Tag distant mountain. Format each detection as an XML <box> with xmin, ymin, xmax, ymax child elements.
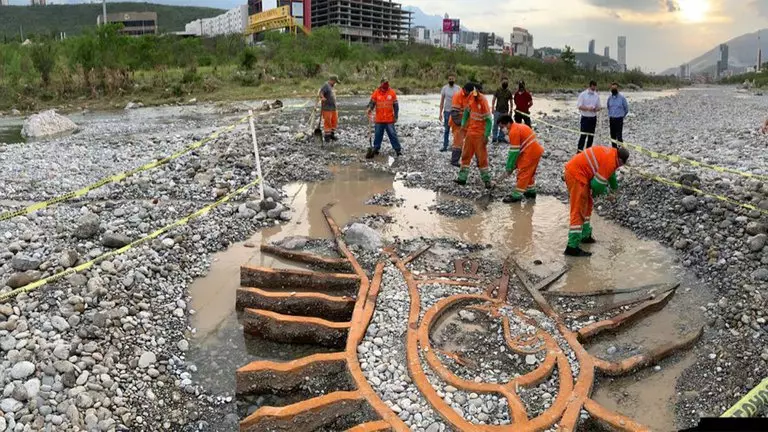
<box><xmin>404</xmin><ymin>5</ymin><xmax>470</xmax><ymax>31</ymax></box>
<box><xmin>7</xmin><ymin>0</ymin><xmax>243</xmax><ymax>8</ymax></box>
<box><xmin>662</xmin><ymin>28</ymin><xmax>768</xmax><ymax>75</ymax></box>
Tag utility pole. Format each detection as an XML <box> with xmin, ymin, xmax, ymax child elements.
<box><xmin>19</xmin><ymin>25</ymin><xmax>23</xmax><ymax>43</ymax></box>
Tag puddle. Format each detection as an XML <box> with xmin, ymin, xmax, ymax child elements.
<box><xmin>0</xmin><ymin>125</ymin><xmax>23</xmax><ymax>144</ymax></box>
<box><xmin>186</xmin><ymin>164</ymin><xmax>707</xmax><ymax>430</ymax></box>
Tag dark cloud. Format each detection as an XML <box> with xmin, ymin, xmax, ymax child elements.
<box><xmin>751</xmin><ymin>0</ymin><xmax>768</xmax><ymax>17</ymax></box>
<box><xmin>585</xmin><ymin>0</ymin><xmax>680</xmax><ymax>13</ymax></box>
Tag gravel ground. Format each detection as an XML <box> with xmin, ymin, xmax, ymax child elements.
<box><xmin>0</xmin><ymin>106</ymin><xmax>351</xmax><ymax>431</ymax></box>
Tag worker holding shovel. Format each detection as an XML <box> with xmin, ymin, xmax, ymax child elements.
<box><xmin>496</xmin><ymin>115</ymin><xmax>545</xmax><ymax>203</ymax></box>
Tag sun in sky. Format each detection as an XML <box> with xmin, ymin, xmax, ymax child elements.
<box><xmin>677</xmin><ymin>0</ymin><xmax>711</xmax><ymax>23</ymax></box>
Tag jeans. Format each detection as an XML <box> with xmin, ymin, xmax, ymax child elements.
<box><xmin>442</xmin><ymin>112</ymin><xmax>451</xmax><ymax>149</ymax></box>
<box><xmin>609</xmin><ymin>117</ymin><xmax>624</xmax><ymax>147</ymax></box>
<box><xmin>373</xmin><ymin>123</ymin><xmax>402</xmax><ymax>152</ymax></box>
<box><xmin>578</xmin><ymin>116</ymin><xmax>597</xmax><ymax>152</ymax></box>
<box><xmin>515</xmin><ymin>111</ymin><xmax>532</xmax><ymax>127</ymax></box>
<box><xmin>492</xmin><ymin>111</ymin><xmax>506</xmax><ymax>141</ymax></box>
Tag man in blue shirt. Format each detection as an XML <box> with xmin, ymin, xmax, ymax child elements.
<box><xmin>607</xmin><ymin>82</ymin><xmax>629</xmax><ymax>148</ymax></box>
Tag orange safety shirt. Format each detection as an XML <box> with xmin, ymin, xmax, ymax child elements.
<box><xmin>565</xmin><ymin>146</ymin><xmax>621</xmax><ymax>185</ymax></box>
<box><xmin>464</xmin><ymin>94</ymin><xmax>492</xmax><ymax>137</ymax></box>
<box><xmin>370</xmin><ymin>88</ymin><xmax>398</xmax><ymax>124</ymax></box>
<box><xmin>449</xmin><ymin>89</ymin><xmax>469</xmax><ymax>126</ymax></box>
<box><xmin>508</xmin><ymin>123</ymin><xmax>539</xmax><ymax>153</ymax></box>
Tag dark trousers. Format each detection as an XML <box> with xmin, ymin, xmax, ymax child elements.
<box><xmin>578</xmin><ymin>116</ymin><xmax>597</xmax><ymax>153</ymax></box>
<box><xmin>609</xmin><ymin>117</ymin><xmax>624</xmax><ymax>147</ymax></box>
<box><xmin>515</xmin><ymin>111</ymin><xmax>532</xmax><ymax>127</ymax></box>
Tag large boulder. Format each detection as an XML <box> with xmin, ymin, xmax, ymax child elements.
<box><xmin>21</xmin><ymin>110</ymin><xmax>77</xmax><ymax>139</ymax></box>
<box><xmin>344</xmin><ymin>223</ymin><xmax>382</xmax><ymax>251</ymax></box>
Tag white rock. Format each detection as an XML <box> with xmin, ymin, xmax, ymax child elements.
<box><xmin>138</xmin><ymin>351</ymin><xmax>157</xmax><ymax>368</ymax></box>
<box><xmin>10</xmin><ymin>361</ymin><xmax>35</xmax><ymax>379</ymax></box>
<box><xmin>21</xmin><ymin>110</ymin><xmax>77</xmax><ymax>138</ymax></box>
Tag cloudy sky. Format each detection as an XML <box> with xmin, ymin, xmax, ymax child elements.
<box><xmin>407</xmin><ymin>0</ymin><xmax>768</xmax><ymax>72</ymax></box>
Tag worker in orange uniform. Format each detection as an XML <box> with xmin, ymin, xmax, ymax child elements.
<box><xmin>563</xmin><ymin>146</ymin><xmax>630</xmax><ymax>257</ymax></box>
<box><xmin>318</xmin><ymin>75</ymin><xmax>339</xmax><ymax>143</ymax></box>
<box><xmin>366</xmin><ymin>77</ymin><xmax>402</xmax><ymax>158</ymax></box>
<box><xmin>449</xmin><ymin>83</ymin><xmax>474</xmax><ymax>167</ymax></box>
<box><xmin>496</xmin><ymin>115</ymin><xmax>544</xmax><ymax>203</ymax></box>
<box><xmin>456</xmin><ymin>84</ymin><xmax>493</xmax><ymax>189</ymax></box>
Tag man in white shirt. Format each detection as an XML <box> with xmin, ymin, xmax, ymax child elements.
<box><xmin>576</xmin><ymin>80</ymin><xmax>601</xmax><ymax>153</ymax></box>
<box><xmin>439</xmin><ymin>73</ymin><xmax>459</xmax><ymax>152</ymax></box>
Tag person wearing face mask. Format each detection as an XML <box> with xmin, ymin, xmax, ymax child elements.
<box><xmin>576</xmin><ymin>80</ymin><xmax>601</xmax><ymax>153</ymax></box>
<box><xmin>606</xmin><ymin>82</ymin><xmax>629</xmax><ymax>147</ymax></box>
<box><xmin>496</xmin><ymin>115</ymin><xmax>544</xmax><ymax>203</ymax></box>
<box><xmin>439</xmin><ymin>74</ymin><xmax>459</xmax><ymax>152</ymax></box>
<box><xmin>456</xmin><ymin>84</ymin><xmax>493</xmax><ymax>189</ymax></box>
<box><xmin>563</xmin><ymin>146</ymin><xmax>630</xmax><ymax>257</ymax></box>
<box><xmin>491</xmin><ymin>77</ymin><xmax>513</xmax><ymax>143</ymax></box>
<box><xmin>513</xmin><ymin>81</ymin><xmax>533</xmax><ymax>127</ymax></box>
<box><xmin>366</xmin><ymin>77</ymin><xmax>402</xmax><ymax>158</ymax></box>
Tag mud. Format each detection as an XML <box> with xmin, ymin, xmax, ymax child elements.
<box><xmin>188</xmin><ymin>162</ymin><xmax>711</xmax><ymax>431</ymax></box>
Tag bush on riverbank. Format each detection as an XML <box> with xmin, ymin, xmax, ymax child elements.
<box><xmin>0</xmin><ymin>26</ymin><xmax>681</xmax><ymax>111</ymax></box>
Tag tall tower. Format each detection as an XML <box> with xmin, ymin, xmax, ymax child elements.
<box><xmin>758</xmin><ymin>30</ymin><xmax>763</xmax><ymax>73</ymax></box>
<box><xmin>618</xmin><ymin>36</ymin><xmax>627</xmax><ymax>70</ymax></box>
<box><xmin>604</xmin><ymin>46</ymin><xmax>610</xmax><ymax>58</ymax></box>
<box><xmin>588</xmin><ymin>39</ymin><xmax>595</xmax><ymax>55</ymax></box>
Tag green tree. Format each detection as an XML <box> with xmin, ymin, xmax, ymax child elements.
<box><xmin>561</xmin><ymin>45</ymin><xmax>576</xmax><ymax>68</ymax></box>
<box><xmin>29</xmin><ymin>41</ymin><xmax>57</xmax><ymax>86</ymax></box>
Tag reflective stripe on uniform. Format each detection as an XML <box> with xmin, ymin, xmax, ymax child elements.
<box><xmin>584</xmin><ymin>148</ymin><xmax>600</xmax><ymax>176</ymax></box>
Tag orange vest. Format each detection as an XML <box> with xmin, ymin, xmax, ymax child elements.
<box><xmin>565</xmin><ymin>147</ymin><xmax>621</xmax><ymax>185</ymax></box>
<box><xmin>465</xmin><ymin>94</ymin><xmax>491</xmax><ymax>136</ymax></box>
<box><xmin>370</xmin><ymin>88</ymin><xmax>398</xmax><ymax>124</ymax></box>
<box><xmin>508</xmin><ymin>123</ymin><xmax>539</xmax><ymax>154</ymax></box>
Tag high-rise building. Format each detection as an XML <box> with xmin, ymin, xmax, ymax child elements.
<box><xmin>604</xmin><ymin>46</ymin><xmax>610</xmax><ymax>58</ymax></box>
<box><xmin>0</xmin><ymin>0</ymin><xmax>9</xmax><ymax>6</ymax></box>
<box><xmin>588</xmin><ymin>39</ymin><xmax>595</xmax><ymax>54</ymax></box>
<box><xmin>185</xmin><ymin>5</ymin><xmax>249</xmax><ymax>37</ymax></box>
<box><xmin>718</xmin><ymin>43</ymin><xmax>729</xmax><ymax>76</ymax></box>
<box><xmin>97</xmin><ymin>12</ymin><xmax>157</xmax><ymax>36</ymax></box>
<box><xmin>510</xmin><ymin>27</ymin><xmax>534</xmax><ymax>57</ymax></box>
<box><xmin>410</xmin><ymin>26</ymin><xmax>432</xmax><ymax>45</ymax></box>
<box><xmin>679</xmin><ymin>64</ymin><xmax>690</xmax><ymax>79</ymax></box>
<box><xmin>617</xmin><ymin>36</ymin><xmax>627</xmax><ymax>70</ymax></box>
<box><xmin>311</xmin><ymin>0</ymin><xmax>412</xmax><ymax>43</ymax></box>
<box><xmin>31</xmin><ymin>0</ymin><xmax>46</xmax><ymax>5</ymax></box>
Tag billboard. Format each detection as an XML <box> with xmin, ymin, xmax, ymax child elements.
<box><xmin>442</xmin><ymin>18</ymin><xmax>460</xmax><ymax>33</ymax></box>
<box><xmin>250</xmin><ymin>5</ymin><xmax>291</xmax><ymax>26</ymax></box>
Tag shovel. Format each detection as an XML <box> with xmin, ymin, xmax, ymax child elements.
<box><xmin>365</xmin><ymin>112</ymin><xmax>376</xmax><ymax>159</ymax></box>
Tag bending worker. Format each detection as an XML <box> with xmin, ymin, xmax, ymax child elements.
<box><xmin>497</xmin><ymin>115</ymin><xmax>544</xmax><ymax>203</ymax></box>
<box><xmin>449</xmin><ymin>83</ymin><xmax>474</xmax><ymax>167</ymax></box>
<box><xmin>564</xmin><ymin>146</ymin><xmax>630</xmax><ymax>257</ymax></box>
<box><xmin>366</xmin><ymin>77</ymin><xmax>402</xmax><ymax>158</ymax></box>
<box><xmin>455</xmin><ymin>84</ymin><xmax>493</xmax><ymax>189</ymax></box>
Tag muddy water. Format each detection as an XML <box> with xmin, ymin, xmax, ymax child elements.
<box><xmin>187</xmin><ymin>164</ymin><xmax>706</xmax><ymax>430</ymax></box>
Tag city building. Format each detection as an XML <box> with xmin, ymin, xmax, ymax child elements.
<box><xmin>185</xmin><ymin>5</ymin><xmax>249</xmax><ymax>37</ymax></box>
<box><xmin>410</xmin><ymin>25</ymin><xmax>431</xmax><ymax>45</ymax></box>
<box><xmin>1</xmin><ymin>0</ymin><xmax>9</xmax><ymax>6</ymax></box>
<box><xmin>510</xmin><ymin>27</ymin><xmax>534</xmax><ymax>57</ymax></box>
<box><xmin>604</xmin><ymin>46</ymin><xmax>609</xmax><ymax>58</ymax></box>
<box><xmin>717</xmin><ymin>43</ymin><xmax>729</xmax><ymax>77</ymax></box>
<box><xmin>588</xmin><ymin>39</ymin><xmax>595</xmax><ymax>55</ymax></box>
<box><xmin>30</xmin><ymin>0</ymin><xmax>46</xmax><ymax>5</ymax></box>
<box><xmin>248</xmin><ymin>0</ymin><xmax>312</xmax><ymax>30</ymax></box>
<box><xmin>679</xmin><ymin>63</ymin><xmax>690</xmax><ymax>79</ymax></box>
<box><xmin>311</xmin><ymin>0</ymin><xmax>412</xmax><ymax>43</ymax></box>
<box><xmin>617</xmin><ymin>36</ymin><xmax>627</xmax><ymax>71</ymax></box>
<box><xmin>97</xmin><ymin>12</ymin><xmax>158</xmax><ymax>36</ymax></box>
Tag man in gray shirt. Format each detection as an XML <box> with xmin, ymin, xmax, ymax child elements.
<box><xmin>319</xmin><ymin>75</ymin><xmax>339</xmax><ymax>142</ymax></box>
<box><xmin>439</xmin><ymin>73</ymin><xmax>459</xmax><ymax>152</ymax></box>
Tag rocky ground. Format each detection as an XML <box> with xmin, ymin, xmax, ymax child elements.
<box><xmin>0</xmin><ymin>87</ymin><xmax>765</xmax><ymax>430</ymax></box>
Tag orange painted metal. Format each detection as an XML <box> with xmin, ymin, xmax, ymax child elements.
<box><xmin>576</xmin><ymin>289</ymin><xmax>676</xmax><ymax>341</ymax></box>
<box><xmin>260</xmin><ymin>244</ymin><xmax>352</xmax><ymax>271</ymax></box>
<box><xmin>345</xmin><ymin>420</ymin><xmax>393</xmax><ymax>432</ymax></box>
<box><xmin>236</xmin><ymin>287</ymin><xmax>356</xmax><ymax>321</ymax></box>
<box><xmin>240</xmin><ymin>265</ymin><xmax>360</xmax><ymax>292</ymax></box>
<box><xmin>239</xmin><ymin>390</ymin><xmax>365</xmax><ymax>431</ymax></box>
<box><xmin>235</xmin><ymin>352</ymin><xmax>347</xmax><ymax>395</ymax></box>
<box><xmin>242</xmin><ymin>308</ymin><xmax>351</xmax><ymax>347</ymax></box>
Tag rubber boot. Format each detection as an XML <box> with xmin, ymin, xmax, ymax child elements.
<box><xmin>365</xmin><ymin>148</ymin><xmax>376</xmax><ymax>159</ymax></box>
<box><xmin>450</xmin><ymin>149</ymin><xmax>462</xmax><ymax>167</ymax></box>
<box><xmin>480</xmin><ymin>170</ymin><xmax>492</xmax><ymax>189</ymax></box>
<box><xmin>564</xmin><ymin>232</ymin><xmax>592</xmax><ymax>257</ymax></box>
<box><xmin>524</xmin><ymin>188</ymin><xmax>537</xmax><ymax>199</ymax></box>
<box><xmin>324</xmin><ymin>134</ymin><xmax>332</xmax><ymax>143</ymax></box>
<box><xmin>581</xmin><ymin>222</ymin><xmax>596</xmax><ymax>244</ymax></box>
<box><xmin>455</xmin><ymin>168</ymin><xmax>469</xmax><ymax>186</ymax></box>
<box><xmin>330</xmin><ymin>132</ymin><xmax>338</xmax><ymax>141</ymax></box>
<box><xmin>503</xmin><ymin>192</ymin><xmax>524</xmax><ymax>203</ymax></box>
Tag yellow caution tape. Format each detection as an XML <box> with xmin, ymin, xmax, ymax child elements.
<box><xmin>0</xmin><ymin>176</ymin><xmax>262</xmax><ymax>303</ymax></box>
<box><xmin>721</xmin><ymin>378</ymin><xmax>768</xmax><ymax>417</ymax></box>
<box><xmin>0</xmin><ymin>116</ymin><xmax>250</xmax><ymax>223</ymax></box>
<box><xmin>514</xmin><ymin>110</ymin><xmax>768</xmax><ymax>181</ymax></box>
<box><xmin>628</xmin><ymin>168</ymin><xmax>768</xmax><ymax>216</ymax></box>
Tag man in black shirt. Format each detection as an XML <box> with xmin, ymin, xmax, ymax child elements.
<box><xmin>491</xmin><ymin>77</ymin><xmax>513</xmax><ymax>143</ymax></box>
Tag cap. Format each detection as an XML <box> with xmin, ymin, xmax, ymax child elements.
<box><xmin>381</xmin><ymin>77</ymin><xmax>389</xmax><ymax>83</ymax></box>
<box><xmin>329</xmin><ymin>75</ymin><xmax>339</xmax><ymax>83</ymax></box>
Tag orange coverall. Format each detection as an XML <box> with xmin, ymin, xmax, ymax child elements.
<box><xmin>449</xmin><ymin>89</ymin><xmax>469</xmax><ymax>151</ymax></box>
<box><xmin>506</xmin><ymin>123</ymin><xmax>544</xmax><ymax>198</ymax></box>
<box><xmin>457</xmin><ymin>93</ymin><xmax>493</xmax><ymax>184</ymax></box>
<box><xmin>564</xmin><ymin>146</ymin><xmax>621</xmax><ymax>248</ymax></box>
